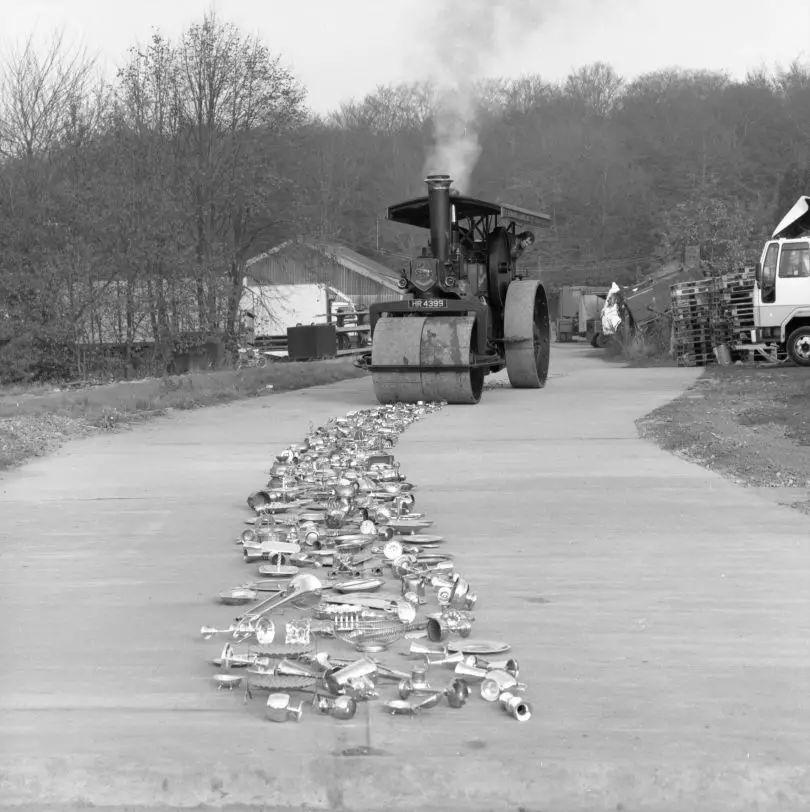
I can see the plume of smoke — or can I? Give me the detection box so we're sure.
[422,0,551,193]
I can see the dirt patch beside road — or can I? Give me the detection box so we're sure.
[636,363,810,512]
[0,358,368,472]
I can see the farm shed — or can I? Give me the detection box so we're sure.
[244,240,405,308]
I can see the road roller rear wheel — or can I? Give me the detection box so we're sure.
[370,314,484,405]
[504,279,551,388]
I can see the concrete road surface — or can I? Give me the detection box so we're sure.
[1,344,809,812]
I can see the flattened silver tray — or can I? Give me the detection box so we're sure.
[248,642,315,658]
[246,674,315,692]
[218,588,258,605]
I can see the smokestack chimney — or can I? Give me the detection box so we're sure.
[425,172,452,264]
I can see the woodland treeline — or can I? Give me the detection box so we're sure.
[1,12,809,381]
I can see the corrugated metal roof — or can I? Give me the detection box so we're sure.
[246,239,402,292]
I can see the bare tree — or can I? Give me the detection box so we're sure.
[564,62,624,117]
[114,12,306,351]
[329,82,437,134]
[0,29,97,158]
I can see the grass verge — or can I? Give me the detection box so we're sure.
[636,363,810,512]
[601,318,678,367]
[0,358,368,472]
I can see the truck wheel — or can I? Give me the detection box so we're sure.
[786,326,810,366]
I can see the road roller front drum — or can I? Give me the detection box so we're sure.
[370,315,484,405]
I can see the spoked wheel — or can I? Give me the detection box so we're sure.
[504,279,551,388]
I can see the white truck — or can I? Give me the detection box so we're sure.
[752,196,810,366]
[239,282,367,356]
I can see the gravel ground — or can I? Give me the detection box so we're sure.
[636,361,810,513]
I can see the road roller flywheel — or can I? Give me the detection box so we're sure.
[370,315,484,405]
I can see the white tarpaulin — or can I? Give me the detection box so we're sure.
[601,282,624,335]
[772,196,810,239]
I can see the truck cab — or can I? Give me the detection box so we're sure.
[754,196,810,365]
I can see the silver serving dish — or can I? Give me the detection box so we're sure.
[257,564,299,577]
[213,674,243,690]
[333,578,385,594]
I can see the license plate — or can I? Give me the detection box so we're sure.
[409,299,447,309]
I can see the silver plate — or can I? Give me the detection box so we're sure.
[386,520,433,534]
[447,640,511,655]
[415,553,454,564]
[393,534,443,545]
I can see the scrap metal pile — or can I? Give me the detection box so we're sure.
[671,268,756,367]
[200,402,531,723]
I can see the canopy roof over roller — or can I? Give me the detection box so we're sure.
[387,195,550,230]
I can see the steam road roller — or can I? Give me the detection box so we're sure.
[357,172,551,405]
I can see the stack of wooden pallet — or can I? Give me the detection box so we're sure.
[671,278,716,366]
[670,269,756,367]
[713,268,756,346]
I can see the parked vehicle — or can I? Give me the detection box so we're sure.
[753,195,810,366]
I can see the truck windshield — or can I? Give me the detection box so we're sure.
[778,243,810,278]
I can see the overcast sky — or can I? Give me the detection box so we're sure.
[1,0,809,114]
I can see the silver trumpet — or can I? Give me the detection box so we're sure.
[466,656,519,678]
[201,615,275,644]
[424,651,466,668]
[218,643,265,670]
[480,669,527,702]
[453,662,491,681]
[404,641,448,658]
[322,657,380,700]
[234,573,323,624]
[303,652,409,682]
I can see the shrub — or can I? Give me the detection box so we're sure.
[605,316,674,365]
